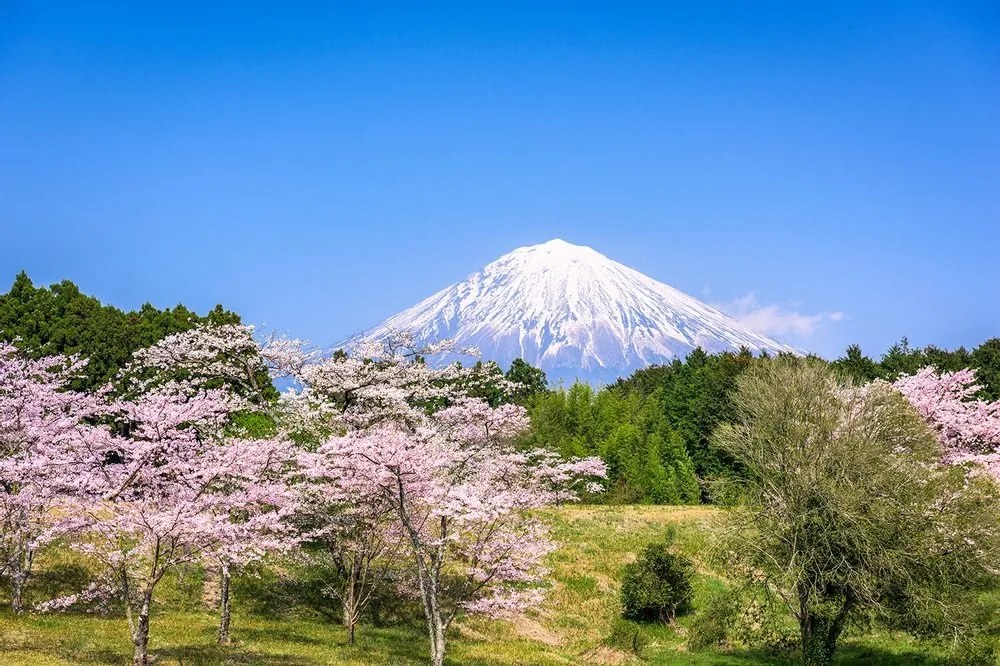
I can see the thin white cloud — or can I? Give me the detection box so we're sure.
[716,293,844,338]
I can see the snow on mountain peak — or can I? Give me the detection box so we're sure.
[351,239,801,383]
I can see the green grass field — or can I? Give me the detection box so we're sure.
[0,506,978,664]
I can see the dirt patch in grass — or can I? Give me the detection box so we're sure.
[513,614,565,646]
[580,645,635,664]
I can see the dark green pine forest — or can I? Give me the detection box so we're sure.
[3,271,999,505]
[0,272,243,391]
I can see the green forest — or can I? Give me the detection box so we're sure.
[0,272,242,390]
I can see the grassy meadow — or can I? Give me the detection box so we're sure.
[0,505,979,665]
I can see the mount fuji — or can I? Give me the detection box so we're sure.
[349,239,801,384]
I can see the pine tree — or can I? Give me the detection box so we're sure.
[0,273,245,390]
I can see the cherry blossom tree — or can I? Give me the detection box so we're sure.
[63,380,299,666]
[123,323,293,403]
[0,342,95,612]
[277,332,496,431]
[894,367,1000,479]
[115,322,311,645]
[280,334,606,665]
[203,436,301,646]
[43,324,303,665]
[318,400,605,665]
[294,466,404,645]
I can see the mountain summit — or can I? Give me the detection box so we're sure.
[353,239,800,383]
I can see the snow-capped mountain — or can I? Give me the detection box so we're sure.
[350,239,801,384]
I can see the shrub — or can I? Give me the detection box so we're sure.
[620,541,694,623]
[687,587,796,654]
[686,588,739,650]
[603,618,650,656]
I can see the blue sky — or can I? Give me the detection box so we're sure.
[1,2,998,359]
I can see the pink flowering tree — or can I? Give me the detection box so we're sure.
[894,367,1000,479]
[260,334,605,664]
[319,400,605,666]
[61,380,299,666]
[40,323,303,666]
[279,333,490,431]
[293,461,405,645]
[275,334,490,647]
[0,343,95,612]
[281,334,606,665]
[123,323,295,403]
[114,323,306,646]
[200,436,301,645]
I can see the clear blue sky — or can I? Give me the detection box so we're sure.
[2,2,998,359]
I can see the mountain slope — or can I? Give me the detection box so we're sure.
[351,239,800,383]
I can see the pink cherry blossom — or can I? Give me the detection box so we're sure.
[894,367,1000,480]
[280,333,605,666]
[49,326,302,665]
[0,342,97,612]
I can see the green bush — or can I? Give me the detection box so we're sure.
[620,540,694,623]
[603,618,650,656]
[688,587,797,655]
[686,588,739,651]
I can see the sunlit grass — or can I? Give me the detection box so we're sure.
[0,505,980,664]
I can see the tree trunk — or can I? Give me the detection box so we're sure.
[414,554,447,666]
[428,613,446,666]
[800,609,846,666]
[396,474,448,666]
[343,559,358,645]
[10,538,32,613]
[10,571,25,614]
[132,591,152,666]
[218,561,232,645]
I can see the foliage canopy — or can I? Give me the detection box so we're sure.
[712,358,1000,666]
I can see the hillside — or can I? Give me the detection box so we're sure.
[0,506,960,665]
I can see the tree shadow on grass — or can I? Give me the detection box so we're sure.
[43,639,327,666]
[834,643,960,665]
[156,644,316,665]
[701,645,962,666]
[230,617,430,664]
[28,561,93,603]
[52,647,123,665]
[12,614,328,665]
[236,624,327,646]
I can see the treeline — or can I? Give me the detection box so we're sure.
[832,337,1000,399]
[520,338,1000,505]
[0,272,242,389]
[521,383,701,504]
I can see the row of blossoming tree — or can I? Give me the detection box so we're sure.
[0,325,606,666]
